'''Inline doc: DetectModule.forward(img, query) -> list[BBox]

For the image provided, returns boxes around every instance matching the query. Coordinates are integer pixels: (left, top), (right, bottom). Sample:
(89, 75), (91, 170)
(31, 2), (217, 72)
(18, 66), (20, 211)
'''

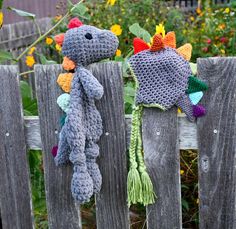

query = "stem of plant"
(19, 70), (34, 76)
(16, 11), (70, 61)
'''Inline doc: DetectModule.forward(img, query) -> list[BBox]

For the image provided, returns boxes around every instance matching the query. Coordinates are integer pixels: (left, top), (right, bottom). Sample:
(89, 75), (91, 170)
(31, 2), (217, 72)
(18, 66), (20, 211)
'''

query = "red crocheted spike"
(150, 34), (164, 52)
(133, 38), (150, 54)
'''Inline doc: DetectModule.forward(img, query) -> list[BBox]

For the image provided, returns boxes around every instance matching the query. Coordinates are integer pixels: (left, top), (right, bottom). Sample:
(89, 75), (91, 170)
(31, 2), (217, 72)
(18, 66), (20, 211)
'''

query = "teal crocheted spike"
(60, 114), (67, 127)
(186, 76), (208, 94)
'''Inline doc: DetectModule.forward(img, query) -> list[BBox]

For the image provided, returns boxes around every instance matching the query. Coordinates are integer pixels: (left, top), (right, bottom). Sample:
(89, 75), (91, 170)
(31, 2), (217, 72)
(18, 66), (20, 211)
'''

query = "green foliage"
(28, 150), (48, 229)
(0, 49), (14, 63)
(20, 81), (38, 115)
(7, 7), (36, 20)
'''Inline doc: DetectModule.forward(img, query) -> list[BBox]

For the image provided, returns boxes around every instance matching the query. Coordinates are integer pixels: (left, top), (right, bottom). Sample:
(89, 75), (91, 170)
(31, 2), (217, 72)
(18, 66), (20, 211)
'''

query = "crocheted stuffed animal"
(127, 31), (208, 206)
(53, 21), (118, 204)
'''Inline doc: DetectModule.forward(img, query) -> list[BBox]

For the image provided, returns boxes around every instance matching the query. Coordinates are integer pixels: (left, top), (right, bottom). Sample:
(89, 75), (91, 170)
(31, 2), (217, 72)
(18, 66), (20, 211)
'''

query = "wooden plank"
(0, 18), (51, 50)
(197, 57), (236, 229)
(0, 65), (33, 229)
(24, 115), (198, 150)
(89, 62), (129, 229)
(143, 108), (182, 229)
(35, 64), (81, 229)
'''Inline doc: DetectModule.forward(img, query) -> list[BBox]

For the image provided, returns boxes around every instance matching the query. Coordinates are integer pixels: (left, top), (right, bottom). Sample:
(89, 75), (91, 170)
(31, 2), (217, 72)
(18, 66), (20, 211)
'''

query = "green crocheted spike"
(186, 76), (208, 94)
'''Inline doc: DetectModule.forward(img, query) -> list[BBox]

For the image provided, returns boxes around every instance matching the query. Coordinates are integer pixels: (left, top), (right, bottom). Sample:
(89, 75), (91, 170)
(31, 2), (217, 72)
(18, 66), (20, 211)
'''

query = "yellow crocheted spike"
(176, 43), (192, 61)
(57, 73), (73, 93)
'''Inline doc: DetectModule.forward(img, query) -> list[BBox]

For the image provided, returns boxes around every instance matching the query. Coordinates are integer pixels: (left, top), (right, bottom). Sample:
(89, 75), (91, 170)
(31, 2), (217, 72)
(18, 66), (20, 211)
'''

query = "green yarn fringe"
(127, 105), (156, 206)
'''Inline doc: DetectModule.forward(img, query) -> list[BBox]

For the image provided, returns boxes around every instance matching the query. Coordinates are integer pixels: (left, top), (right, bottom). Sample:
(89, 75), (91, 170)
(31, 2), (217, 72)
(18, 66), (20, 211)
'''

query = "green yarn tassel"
(136, 106), (156, 206)
(140, 169), (156, 206)
(127, 106), (142, 206)
(127, 164), (142, 206)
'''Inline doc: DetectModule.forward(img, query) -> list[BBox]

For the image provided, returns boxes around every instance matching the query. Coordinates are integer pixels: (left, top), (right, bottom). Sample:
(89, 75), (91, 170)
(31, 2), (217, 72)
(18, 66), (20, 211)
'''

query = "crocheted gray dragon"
(52, 20), (118, 204)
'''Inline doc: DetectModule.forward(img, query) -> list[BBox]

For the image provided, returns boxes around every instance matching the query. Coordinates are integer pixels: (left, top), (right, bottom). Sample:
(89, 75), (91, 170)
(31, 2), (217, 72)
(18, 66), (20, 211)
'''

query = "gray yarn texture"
(54, 25), (118, 203)
(129, 47), (194, 121)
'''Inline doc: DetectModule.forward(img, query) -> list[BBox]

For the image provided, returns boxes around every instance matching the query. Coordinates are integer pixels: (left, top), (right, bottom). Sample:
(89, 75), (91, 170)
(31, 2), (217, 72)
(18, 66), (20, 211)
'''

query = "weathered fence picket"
(1, 58), (236, 229)
(143, 108), (182, 229)
(35, 65), (81, 229)
(0, 66), (33, 229)
(198, 57), (236, 229)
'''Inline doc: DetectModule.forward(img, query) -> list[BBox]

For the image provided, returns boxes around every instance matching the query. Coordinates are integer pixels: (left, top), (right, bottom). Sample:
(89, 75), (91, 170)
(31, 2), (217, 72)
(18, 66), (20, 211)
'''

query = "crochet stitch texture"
(55, 25), (118, 203)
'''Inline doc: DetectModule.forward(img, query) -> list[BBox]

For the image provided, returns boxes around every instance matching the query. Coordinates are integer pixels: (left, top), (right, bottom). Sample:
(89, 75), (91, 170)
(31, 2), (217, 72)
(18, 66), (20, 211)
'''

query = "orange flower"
(196, 7), (201, 15)
(25, 55), (35, 68)
(62, 56), (76, 71)
(54, 33), (65, 46)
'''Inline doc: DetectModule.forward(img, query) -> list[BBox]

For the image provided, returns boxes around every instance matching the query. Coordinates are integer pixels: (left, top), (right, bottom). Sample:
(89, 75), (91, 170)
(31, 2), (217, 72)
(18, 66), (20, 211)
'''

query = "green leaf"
(0, 50), (14, 63)
(38, 54), (57, 65)
(7, 7), (35, 20)
(68, 1), (90, 19)
(182, 199), (189, 211)
(129, 23), (151, 43)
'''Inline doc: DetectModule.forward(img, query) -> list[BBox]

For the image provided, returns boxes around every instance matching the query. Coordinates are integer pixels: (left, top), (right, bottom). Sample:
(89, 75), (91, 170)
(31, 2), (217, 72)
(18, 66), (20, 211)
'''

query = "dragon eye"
(85, 33), (93, 40)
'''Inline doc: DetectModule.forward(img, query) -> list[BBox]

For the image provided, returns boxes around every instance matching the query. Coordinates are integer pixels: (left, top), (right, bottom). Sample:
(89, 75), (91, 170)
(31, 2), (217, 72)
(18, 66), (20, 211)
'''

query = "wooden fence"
(0, 58), (236, 228)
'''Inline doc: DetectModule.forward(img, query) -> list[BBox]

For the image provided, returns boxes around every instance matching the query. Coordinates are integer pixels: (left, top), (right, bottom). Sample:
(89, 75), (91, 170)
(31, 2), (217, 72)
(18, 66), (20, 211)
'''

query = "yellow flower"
(116, 49), (121, 57)
(225, 8), (230, 13)
(196, 199), (199, 204)
(155, 23), (165, 37)
(55, 44), (62, 52)
(196, 7), (202, 15)
(110, 24), (122, 36)
(54, 15), (62, 21)
(46, 37), (53, 45)
(0, 11), (3, 28)
(180, 170), (185, 175)
(107, 0), (116, 6)
(28, 47), (36, 55)
(220, 49), (225, 54)
(190, 16), (195, 21)
(25, 56), (35, 68)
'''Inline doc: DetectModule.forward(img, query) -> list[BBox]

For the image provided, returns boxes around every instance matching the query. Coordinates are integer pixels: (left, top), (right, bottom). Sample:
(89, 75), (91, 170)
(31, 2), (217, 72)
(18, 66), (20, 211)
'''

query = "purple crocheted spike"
(51, 145), (58, 157)
(193, 104), (206, 117)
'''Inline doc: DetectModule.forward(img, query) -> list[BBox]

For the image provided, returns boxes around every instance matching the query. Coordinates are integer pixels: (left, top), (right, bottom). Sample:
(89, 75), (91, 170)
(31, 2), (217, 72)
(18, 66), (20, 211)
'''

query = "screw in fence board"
(142, 108), (182, 229)
(88, 62), (129, 229)
(0, 65), (33, 229)
(35, 65), (81, 229)
(197, 57), (236, 229)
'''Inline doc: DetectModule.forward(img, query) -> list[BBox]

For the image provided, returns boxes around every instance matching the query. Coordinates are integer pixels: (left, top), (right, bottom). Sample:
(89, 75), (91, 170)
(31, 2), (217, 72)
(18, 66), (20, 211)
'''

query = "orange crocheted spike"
(62, 56), (76, 71)
(133, 38), (150, 54)
(150, 34), (164, 52)
(176, 43), (192, 61)
(57, 73), (74, 93)
(163, 31), (176, 49)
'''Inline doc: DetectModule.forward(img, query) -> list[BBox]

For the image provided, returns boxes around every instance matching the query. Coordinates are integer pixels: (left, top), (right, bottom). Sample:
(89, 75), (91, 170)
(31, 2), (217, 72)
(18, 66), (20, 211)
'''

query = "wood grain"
(24, 114), (197, 150)
(197, 57), (236, 229)
(88, 62), (129, 229)
(0, 65), (33, 229)
(35, 65), (81, 229)
(143, 108), (182, 229)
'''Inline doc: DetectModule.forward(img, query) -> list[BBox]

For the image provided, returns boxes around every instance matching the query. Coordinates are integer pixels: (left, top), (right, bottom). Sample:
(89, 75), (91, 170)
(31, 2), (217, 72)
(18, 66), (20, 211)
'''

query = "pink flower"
(220, 37), (228, 43)
(206, 39), (212, 44)
(54, 33), (65, 46)
(202, 47), (208, 52)
(68, 18), (83, 29)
